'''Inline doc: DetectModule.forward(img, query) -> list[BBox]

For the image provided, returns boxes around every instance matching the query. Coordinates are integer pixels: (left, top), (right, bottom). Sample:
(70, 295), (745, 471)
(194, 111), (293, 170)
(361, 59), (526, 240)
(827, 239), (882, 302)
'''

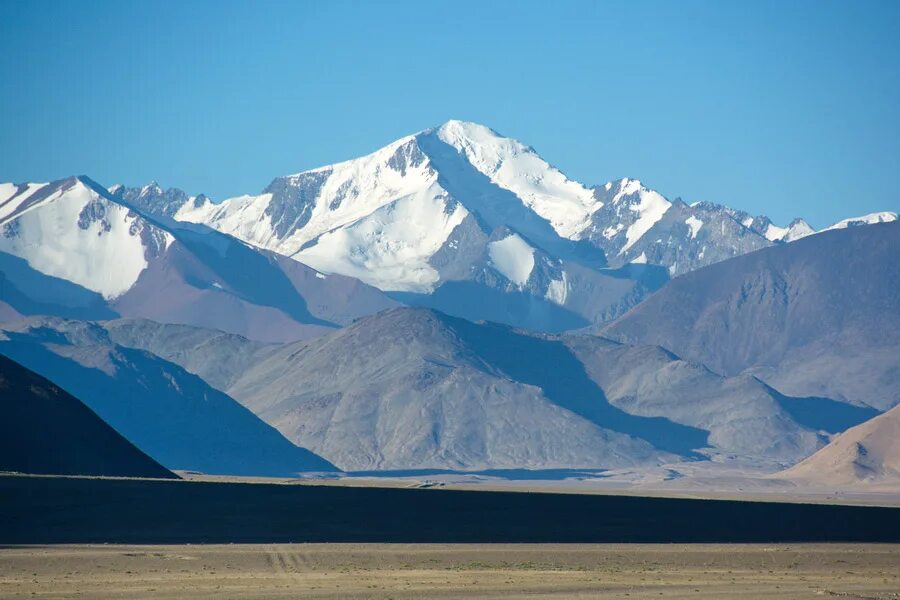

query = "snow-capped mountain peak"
(433, 120), (598, 239)
(0, 176), (173, 299)
(109, 121), (898, 294)
(165, 120), (602, 293)
(585, 178), (673, 256)
(823, 211), (898, 231)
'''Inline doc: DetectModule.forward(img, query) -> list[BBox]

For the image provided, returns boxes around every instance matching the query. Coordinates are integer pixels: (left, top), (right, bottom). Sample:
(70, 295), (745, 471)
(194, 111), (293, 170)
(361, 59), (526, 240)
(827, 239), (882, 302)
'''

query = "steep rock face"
(0, 353), (176, 479)
(584, 189), (776, 276)
(604, 222), (900, 410)
(0, 318), (336, 476)
(0, 176), (397, 342)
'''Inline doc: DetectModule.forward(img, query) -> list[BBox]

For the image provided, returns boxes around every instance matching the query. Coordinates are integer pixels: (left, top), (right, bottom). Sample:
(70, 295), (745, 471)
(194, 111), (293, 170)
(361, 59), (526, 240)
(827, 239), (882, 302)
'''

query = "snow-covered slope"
(0, 176), (397, 342)
(0, 177), (172, 299)
(822, 211), (897, 231)
(171, 121), (599, 293)
(117, 120), (896, 301)
(122, 123), (662, 331)
(435, 120), (598, 238)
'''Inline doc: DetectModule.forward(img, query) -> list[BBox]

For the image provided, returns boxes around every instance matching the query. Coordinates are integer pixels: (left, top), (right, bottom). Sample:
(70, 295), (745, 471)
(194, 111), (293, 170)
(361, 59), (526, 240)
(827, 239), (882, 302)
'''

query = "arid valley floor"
(1, 543), (898, 599)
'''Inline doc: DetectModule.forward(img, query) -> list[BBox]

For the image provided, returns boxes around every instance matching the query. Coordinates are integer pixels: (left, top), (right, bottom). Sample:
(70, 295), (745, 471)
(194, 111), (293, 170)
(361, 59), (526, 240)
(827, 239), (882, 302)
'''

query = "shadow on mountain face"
(439, 314), (709, 457)
(0, 253), (117, 320)
(0, 334), (337, 476)
(0, 354), (176, 479)
(390, 280), (590, 333)
(139, 219), (338, 330)
(768, 387), (881, 434)
(603, 262), (670, 291)
(76, 177), (339, 331)
(417, 132), (608, 268)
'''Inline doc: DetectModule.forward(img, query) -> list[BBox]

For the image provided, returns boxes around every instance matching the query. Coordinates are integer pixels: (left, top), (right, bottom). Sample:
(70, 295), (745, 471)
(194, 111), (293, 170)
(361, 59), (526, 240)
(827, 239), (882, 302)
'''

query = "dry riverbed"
(1, 543), (898, 599)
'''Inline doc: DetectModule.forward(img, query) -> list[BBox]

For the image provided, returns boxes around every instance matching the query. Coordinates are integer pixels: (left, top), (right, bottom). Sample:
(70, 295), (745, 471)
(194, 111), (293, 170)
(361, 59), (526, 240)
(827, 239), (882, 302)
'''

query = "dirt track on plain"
(1, 543), (898, 599)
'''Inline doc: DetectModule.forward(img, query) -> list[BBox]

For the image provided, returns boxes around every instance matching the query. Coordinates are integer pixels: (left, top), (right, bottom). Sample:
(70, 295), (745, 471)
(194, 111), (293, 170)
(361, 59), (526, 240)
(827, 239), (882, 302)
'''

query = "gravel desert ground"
(1, 543), (898, 599)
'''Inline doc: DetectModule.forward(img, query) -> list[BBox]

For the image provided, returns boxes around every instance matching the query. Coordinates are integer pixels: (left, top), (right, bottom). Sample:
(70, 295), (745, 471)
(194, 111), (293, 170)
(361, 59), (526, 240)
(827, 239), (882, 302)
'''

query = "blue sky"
(1, 0), (898, 228)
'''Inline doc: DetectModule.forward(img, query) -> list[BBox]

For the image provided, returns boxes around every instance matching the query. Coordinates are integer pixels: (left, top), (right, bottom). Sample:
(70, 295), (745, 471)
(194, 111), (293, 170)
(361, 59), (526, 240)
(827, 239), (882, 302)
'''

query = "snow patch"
(630, 252), (648, 264)
(602, 223), (624, 239)
(545, 271), (568, 305)
(0, 183), (49, 222)
(488, 233), (535, 287)
(764, 223), (789, 242)
(178, 134), (437, 258)
(685, 215), (703, 239)
(295, 184), (467, 292)
(620, 186), (672, 254)
(0, 183), (19, 205)
(612, 178), (643, 202)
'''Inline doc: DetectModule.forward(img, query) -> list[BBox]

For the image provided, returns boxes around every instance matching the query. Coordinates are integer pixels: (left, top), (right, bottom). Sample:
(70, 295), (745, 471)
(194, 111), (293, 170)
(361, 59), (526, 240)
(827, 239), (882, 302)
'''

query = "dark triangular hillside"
(0, 354), (176, 479)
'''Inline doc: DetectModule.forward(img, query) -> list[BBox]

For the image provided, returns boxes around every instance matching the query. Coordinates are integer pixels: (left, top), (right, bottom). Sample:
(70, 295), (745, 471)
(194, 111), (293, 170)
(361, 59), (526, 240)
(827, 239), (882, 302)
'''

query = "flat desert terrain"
(1, 543), (898, 599)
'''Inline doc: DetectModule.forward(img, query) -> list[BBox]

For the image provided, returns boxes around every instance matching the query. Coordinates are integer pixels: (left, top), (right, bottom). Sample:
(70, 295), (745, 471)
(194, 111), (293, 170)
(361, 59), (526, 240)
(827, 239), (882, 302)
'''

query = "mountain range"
(0, 176), (395, 342)
(105, 308), (839, 471)
(108, 121), (895, 332)
(604, 221), (900, 410)
(0, 119), (897, 480)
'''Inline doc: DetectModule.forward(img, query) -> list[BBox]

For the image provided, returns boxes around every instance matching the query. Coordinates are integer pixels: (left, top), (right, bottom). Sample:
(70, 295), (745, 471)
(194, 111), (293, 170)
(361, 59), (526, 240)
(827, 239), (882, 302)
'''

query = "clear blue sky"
(2, 0), (898, 228)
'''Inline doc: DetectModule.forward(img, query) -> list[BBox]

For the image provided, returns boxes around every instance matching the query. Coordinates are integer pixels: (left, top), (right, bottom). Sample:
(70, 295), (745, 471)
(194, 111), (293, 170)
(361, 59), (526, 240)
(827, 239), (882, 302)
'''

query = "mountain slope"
(225, 307), (676, 471)
(0, 353), (176, 479)
(604, 222), (900, 409)
(102, 318), (276, 392)
(0, 176), (397, 342)
(0, 318), (337, 476)
(178, 307), (837, 471)
(777, 404), (900, 485)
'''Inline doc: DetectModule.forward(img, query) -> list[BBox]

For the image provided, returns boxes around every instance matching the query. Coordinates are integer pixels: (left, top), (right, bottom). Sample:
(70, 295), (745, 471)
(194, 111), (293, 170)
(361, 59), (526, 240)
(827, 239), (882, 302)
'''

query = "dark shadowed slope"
(0, 319), (337, 477)
(0, 354), (175, 479)
(603, 222), (900, 409)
